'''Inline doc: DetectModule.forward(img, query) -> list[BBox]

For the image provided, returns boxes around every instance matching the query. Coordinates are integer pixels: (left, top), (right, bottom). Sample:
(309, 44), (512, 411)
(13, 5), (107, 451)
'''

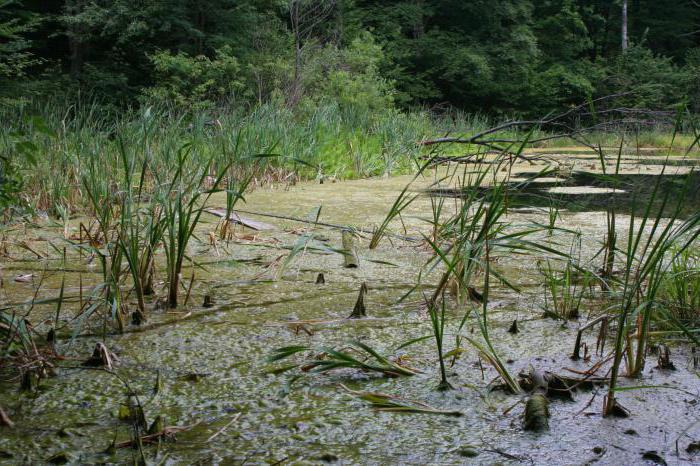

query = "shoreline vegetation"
(2, 99), (699, 219)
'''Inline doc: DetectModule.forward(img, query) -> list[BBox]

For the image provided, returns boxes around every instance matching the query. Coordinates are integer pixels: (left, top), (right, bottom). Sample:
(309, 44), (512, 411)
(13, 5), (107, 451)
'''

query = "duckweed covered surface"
(1, 151), (699, 465)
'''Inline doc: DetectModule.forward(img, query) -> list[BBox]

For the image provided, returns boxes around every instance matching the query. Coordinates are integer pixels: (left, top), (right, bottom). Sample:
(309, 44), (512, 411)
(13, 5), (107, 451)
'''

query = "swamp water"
(0, 151), (699, 465)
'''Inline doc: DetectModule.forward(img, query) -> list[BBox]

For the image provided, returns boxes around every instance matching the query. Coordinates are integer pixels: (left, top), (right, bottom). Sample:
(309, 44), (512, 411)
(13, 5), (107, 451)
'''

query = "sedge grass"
(267, 341), (419, 378)
(604, 158), (700, 415)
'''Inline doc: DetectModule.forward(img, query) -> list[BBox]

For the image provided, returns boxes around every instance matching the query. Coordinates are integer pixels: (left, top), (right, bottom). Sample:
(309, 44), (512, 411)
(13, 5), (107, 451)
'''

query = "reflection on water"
(432, 170), (700, 218)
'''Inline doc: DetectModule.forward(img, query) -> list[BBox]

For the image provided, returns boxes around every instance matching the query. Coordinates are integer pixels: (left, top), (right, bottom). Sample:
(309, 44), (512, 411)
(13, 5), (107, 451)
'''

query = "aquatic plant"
(538, 241), (591, 320)
(369, 163), (427, 249)
(267, 341), (419, 378)
(216, 129), (262, 240)
(157, 144), (231, 308)
(466, 240), (522, 394)
(598, 141), (625, 283)
(604, 166), (700, 415)
(658, 247), (700, 324)
(80, 150), (128, 330)
(427, 298), (451, 390)
(113, 134), (165, 322)
(340, 384), (462, 416)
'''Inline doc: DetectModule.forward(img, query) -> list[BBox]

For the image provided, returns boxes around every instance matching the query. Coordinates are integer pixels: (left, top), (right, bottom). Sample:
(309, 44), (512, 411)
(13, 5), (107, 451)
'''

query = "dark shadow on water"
(430, 170), (700, 218)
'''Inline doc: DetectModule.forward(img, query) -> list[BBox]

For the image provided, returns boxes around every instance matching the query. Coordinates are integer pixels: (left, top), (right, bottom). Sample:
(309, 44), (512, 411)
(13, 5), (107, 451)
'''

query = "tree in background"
(0, 0), (41, 105)
(1, 0), (700, 115)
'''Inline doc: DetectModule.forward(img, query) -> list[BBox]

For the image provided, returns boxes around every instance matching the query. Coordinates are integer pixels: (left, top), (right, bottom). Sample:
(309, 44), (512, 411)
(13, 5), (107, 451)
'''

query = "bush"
(144, 46), (246, 109)
(300, 32), (395, 119)
(600, 46), (687, 109)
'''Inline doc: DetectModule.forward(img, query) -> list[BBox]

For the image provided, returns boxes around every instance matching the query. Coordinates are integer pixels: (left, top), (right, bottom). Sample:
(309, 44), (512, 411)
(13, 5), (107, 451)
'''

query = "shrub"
(144, 46), (246, 109)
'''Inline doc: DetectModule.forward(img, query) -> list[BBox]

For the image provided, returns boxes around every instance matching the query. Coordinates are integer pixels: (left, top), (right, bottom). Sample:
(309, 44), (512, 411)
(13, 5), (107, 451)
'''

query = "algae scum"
(1, 150), (699, 465)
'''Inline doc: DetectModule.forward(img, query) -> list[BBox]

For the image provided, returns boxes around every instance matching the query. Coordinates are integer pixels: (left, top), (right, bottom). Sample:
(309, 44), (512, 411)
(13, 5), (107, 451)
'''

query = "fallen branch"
(226, 208), (420, 242)
(206, 413), (241, 443)
(205, 209), (275, 231)
(115, 422), (201, 449)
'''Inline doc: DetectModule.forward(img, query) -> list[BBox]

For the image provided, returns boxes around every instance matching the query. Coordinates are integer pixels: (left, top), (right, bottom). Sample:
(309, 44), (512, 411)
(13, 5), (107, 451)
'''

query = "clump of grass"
(157, 145), (230, 308)
(604, 162), (700, 415)
(538, 244), (591, 320)
(267, 341), (419, 378)
(658, 247), (700, 324)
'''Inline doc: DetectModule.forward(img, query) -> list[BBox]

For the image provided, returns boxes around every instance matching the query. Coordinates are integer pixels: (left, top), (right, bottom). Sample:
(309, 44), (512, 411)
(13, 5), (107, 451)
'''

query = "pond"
(0, 150), (698, 465)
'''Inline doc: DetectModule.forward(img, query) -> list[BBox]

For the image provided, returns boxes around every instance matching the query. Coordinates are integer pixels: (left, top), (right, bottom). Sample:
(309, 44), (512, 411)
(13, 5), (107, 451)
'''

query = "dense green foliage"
(2, 0), (700, 113)
(2, 0), (700, 212)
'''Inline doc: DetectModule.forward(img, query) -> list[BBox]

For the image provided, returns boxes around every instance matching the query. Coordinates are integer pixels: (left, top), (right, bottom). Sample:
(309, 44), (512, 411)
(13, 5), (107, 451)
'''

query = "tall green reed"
(604, 165), (700, 415)
(157, 144), (230, 308)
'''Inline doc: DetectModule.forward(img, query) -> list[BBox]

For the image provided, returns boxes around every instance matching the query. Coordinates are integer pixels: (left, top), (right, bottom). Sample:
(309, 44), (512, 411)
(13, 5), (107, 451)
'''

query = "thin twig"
(206, 413), (241, 443)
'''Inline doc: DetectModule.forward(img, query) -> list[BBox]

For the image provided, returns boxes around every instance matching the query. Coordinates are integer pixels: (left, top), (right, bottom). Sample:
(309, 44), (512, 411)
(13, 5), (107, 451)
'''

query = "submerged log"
(342, 230), (359, 268)
(349, 283), (368, 318)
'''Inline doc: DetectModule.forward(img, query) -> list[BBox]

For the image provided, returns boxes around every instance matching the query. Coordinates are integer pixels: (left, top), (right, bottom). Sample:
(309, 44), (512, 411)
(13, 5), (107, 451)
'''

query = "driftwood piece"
(349, 283), (368, 318)
(341, 230), (359, 268)
(0, 405), (13, 427)
(206, 209), (275, 231)
(233, 208), (419, 242)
